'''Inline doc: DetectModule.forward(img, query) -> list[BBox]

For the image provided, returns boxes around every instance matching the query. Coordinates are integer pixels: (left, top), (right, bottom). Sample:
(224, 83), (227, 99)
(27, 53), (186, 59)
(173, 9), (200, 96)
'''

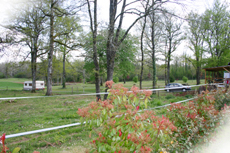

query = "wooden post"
(158, 86), (159, 98)
(83, 86), (85, 93)
(205, 70), (206, 84)
(72, 87), (73, 94)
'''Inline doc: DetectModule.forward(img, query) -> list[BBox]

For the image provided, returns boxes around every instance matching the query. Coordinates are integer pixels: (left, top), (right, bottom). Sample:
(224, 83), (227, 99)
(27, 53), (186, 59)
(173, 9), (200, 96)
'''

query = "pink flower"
(127, 134), (131, 139)
(119, 130), (122, 137)
(136, 106), (140, 111)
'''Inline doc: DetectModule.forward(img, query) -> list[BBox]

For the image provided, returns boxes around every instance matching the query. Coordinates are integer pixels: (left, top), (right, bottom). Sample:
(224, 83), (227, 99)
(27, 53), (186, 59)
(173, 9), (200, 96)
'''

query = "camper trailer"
(24, 81), (45, 90)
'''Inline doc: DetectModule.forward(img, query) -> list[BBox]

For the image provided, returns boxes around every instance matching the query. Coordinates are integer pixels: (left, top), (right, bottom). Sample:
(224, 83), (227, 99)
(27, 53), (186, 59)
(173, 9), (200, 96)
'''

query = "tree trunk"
(62, 49), (66, 88)
(167, 39), (172, 85)
(151, 10), (156, 91)
(46, 0), (54, 96)
(87, 0), (101, 100)
(196, 66), (201, 85)
(140, 15), (147, 90)
(31, 50), (37, 93)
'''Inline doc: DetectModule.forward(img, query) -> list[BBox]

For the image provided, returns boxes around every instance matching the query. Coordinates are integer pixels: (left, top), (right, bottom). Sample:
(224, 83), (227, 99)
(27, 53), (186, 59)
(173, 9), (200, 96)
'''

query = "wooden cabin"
(203, 65), (230, 87)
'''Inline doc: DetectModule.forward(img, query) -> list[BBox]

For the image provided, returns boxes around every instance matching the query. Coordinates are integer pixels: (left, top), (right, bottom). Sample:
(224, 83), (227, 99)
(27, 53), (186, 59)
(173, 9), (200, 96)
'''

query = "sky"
(0, 0), (226, 62)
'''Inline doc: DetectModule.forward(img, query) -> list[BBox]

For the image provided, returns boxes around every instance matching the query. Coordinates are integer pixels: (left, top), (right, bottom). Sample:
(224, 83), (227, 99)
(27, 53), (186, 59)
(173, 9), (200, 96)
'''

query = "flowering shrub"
(166, 90), (226, 152)
(213, 88), (230, 110)
(78, 82), (176, 152)
(0, 133), (8, 153)
(0, 133), (39, 153)
(78, 82), (229, 152)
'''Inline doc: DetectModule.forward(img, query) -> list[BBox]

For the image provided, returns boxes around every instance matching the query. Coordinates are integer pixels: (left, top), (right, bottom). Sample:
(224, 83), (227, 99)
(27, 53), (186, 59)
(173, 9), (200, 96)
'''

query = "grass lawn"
(0, 90), (196, 152)
(0, 78), (200, 152)
(1, 95), (96, 153)
(0, 78), (204, 98)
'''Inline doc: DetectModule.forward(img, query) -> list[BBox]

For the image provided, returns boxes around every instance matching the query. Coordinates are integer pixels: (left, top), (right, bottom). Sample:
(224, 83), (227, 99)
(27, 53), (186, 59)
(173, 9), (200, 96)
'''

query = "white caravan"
(23, 81), (45, 90)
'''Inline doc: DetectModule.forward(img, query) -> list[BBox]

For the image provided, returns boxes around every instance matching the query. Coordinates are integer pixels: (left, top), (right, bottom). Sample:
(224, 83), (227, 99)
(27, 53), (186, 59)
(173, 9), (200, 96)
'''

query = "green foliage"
(182, 76), (188, 83)
(0, 73), (5, 78)
(81, 29), (137, 82)
(14, 72), (27, 78)
(133, 76), (138, 83)
(214, 89), (230, 110)
(201, 0), (230, 67)
(78, 82), (177, 152)
(78, 81), (228, 152)
(113, 76), (119, 83)
(155, 77), (158, 85)
(170, 76), (175, 83)
(165, 94), (175, 99)
(150, 99), (162, 107)
(166, 90), (226, 152)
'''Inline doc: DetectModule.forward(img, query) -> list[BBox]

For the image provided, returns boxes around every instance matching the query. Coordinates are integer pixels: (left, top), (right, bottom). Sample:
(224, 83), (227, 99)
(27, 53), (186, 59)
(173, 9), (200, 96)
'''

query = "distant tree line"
(0, 0), (229, 98)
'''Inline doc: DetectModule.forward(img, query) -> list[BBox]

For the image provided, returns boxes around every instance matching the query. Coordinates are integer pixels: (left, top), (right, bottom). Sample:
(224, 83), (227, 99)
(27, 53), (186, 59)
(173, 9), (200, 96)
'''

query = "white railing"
(5, 83), (220, 139)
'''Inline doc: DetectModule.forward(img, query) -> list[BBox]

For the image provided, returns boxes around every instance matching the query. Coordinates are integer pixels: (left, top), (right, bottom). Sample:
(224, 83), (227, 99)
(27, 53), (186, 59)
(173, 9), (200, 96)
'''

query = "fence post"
(72, 87), (73, 94)
(158, 86), (159, 98)
(7, 86), (8, 91)
(83, 86), (85, 93)
(77, 87), (78, 93)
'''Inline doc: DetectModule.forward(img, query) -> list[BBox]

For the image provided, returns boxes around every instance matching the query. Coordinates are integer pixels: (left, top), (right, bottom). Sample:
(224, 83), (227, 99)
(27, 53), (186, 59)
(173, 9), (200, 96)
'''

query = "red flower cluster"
(118, 130), (122, 137)
(105, 80), (114, 89)
(142, 90), (152, 98)
(0, 133), (8, 153)
(152, 115), (177, 132)
(139, 146), (152, 153)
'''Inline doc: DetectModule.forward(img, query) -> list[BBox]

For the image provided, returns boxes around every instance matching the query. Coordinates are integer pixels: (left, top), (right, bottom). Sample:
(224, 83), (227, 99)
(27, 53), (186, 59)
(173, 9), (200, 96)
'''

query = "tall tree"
(46, 0), (55, 96)
(202, 0), (230, 67)
(104, 0), (163, 99)
(86, 0), (101, 100)
(5, 1), (47, 92)
(44, 0), (78, 96)
(161, 11), (184, 85)
(81, 29), (137, 85)
(54, 15), (81, 88)
(186, 11), (205, 85)
(139, 0), (149, 89)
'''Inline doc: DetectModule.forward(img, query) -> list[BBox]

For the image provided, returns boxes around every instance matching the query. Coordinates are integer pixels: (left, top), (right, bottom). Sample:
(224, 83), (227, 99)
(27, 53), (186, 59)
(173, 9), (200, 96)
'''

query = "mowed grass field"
(0, 78), (204, 97)
(0, 78), (202, 152)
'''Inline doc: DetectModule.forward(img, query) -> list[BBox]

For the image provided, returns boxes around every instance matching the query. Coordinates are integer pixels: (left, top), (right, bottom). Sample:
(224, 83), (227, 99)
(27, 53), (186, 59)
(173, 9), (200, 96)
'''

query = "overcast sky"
(0, 0), (226, 62)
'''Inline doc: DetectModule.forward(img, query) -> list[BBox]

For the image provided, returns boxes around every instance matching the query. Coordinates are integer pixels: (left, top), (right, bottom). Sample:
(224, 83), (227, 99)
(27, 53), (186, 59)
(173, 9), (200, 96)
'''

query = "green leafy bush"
(166, 90), (225, 152)
(113, 76), (119, 83)
(170, 76), (175, 83)
(78, 82), (176, 152)
(214, 89), (230, 110)
(182, 76), (188, 83)
(165, 94), (175, 99)
(133, 76), (138, 83)
(78, 82), (229, 152)
(0, 73), (5, 78)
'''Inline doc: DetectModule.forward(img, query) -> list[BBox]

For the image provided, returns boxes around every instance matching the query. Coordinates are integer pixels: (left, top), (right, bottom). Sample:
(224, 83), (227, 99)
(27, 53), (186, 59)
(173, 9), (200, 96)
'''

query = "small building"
(24, 81), (45, 90)
(203, 64), (230, 87)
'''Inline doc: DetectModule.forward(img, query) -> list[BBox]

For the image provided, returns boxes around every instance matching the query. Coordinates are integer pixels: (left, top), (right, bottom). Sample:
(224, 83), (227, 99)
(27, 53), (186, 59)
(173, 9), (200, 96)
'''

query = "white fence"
(4, 83), (219, 139)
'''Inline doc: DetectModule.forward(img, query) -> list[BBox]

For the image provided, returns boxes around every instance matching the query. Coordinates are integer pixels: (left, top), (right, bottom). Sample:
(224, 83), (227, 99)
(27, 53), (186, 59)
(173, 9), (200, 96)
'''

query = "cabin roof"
(203, 65), (230, 72)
